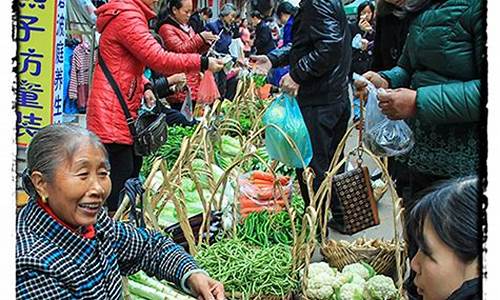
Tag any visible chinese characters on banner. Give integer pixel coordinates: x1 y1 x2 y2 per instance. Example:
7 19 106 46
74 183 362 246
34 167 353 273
17 0 66 146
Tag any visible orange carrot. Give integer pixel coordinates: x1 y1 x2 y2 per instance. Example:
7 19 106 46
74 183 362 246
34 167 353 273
251 171 275 182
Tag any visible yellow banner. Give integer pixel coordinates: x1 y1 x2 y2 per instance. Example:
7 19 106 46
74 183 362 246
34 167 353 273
17 0 65 146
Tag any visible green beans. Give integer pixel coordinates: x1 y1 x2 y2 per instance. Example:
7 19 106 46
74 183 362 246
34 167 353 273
195 239 298 299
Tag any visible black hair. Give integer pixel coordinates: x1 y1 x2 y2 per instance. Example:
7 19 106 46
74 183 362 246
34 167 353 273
250 0 275 18
156 0 189 31
200 7 213 18
356 1 375 23
276 1 297 18
408 176 481 263
250 10 264 19
394 0 434 18
22 125 109 201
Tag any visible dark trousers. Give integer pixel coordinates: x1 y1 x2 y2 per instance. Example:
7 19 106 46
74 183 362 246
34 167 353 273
399 168 449 299
214 71 227 99
296 99 351 223
104 143 143 212
169 100 197 112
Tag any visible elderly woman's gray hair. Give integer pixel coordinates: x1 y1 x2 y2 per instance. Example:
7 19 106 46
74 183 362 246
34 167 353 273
22 124 109 200
219 3 237 17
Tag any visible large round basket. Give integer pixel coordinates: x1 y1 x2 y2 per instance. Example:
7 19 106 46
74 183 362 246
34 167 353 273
320 238 406 280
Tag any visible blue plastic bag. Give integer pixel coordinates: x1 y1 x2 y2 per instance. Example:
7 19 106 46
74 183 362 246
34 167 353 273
262 93 313 168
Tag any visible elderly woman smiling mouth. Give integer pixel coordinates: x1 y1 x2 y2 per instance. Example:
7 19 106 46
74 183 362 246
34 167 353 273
16 125 225 300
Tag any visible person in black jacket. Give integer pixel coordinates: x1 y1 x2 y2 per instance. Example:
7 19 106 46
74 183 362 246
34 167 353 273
250 10 276 55
252 0 352 232
189 7 213 34
408 176 481 300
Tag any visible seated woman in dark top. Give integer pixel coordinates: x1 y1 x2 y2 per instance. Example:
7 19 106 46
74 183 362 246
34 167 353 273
408 176 481 300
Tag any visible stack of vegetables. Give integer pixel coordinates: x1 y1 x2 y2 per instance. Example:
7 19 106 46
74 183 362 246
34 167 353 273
236 194 304 247
195 238 298 299
238 170 292 218
141 126 196 177
127 271 195 300
303 262 399 300
214 135 242 171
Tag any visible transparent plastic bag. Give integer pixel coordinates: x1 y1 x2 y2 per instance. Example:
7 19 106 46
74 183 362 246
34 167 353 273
353 73 415 157
262 93 313 168
237 171 293 218
180 86 193 122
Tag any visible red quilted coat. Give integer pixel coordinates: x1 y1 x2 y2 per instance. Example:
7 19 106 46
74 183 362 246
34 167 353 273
158 17 210 104
87 0 202 145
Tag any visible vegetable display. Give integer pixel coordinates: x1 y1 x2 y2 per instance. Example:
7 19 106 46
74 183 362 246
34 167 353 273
238 170 292 218
303 262 399 300
141 126 196 176
195 238 298 299
236 194 304 247
128 271 195 300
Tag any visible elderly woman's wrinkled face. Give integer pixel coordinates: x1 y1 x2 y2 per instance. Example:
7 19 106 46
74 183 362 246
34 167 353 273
411 217 479 300
43 140 111 228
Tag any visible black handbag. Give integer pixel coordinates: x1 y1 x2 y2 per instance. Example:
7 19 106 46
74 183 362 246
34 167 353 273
98 50 168 156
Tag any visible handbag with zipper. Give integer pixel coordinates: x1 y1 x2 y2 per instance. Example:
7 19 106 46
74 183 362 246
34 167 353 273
97 50 168 156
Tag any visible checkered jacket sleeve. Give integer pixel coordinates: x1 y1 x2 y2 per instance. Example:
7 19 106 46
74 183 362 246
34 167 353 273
112 219 200 288
17 264 73 300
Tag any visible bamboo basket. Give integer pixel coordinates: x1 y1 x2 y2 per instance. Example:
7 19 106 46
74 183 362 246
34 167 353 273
312 120 407 297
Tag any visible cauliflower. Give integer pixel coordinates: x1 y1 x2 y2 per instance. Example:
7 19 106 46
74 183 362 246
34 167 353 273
342 262 375 280
364 275 398 300
338 283 364 300
332 272 353 290
304 262 337 299
350 273 366 287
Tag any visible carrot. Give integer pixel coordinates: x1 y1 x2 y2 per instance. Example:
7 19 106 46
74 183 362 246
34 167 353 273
240 206 284 215
251 178 274 186
278 176 290 186
251 171 275 182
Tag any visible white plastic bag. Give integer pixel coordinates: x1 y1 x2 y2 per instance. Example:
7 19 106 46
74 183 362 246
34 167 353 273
353 73 415 157
180 86 193 122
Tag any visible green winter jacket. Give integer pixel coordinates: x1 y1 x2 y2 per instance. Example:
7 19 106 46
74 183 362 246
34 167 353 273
379 0 484 178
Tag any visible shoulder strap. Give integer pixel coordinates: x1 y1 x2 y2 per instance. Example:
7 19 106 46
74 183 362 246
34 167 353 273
97 50 137 137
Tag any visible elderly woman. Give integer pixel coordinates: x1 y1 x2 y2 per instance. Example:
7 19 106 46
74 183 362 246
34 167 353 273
408 176 481 300
156 0 219 111
87 0 223 217
17 125 225 300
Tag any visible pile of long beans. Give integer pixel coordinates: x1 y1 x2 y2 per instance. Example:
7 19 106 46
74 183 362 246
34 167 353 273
195 239 298 299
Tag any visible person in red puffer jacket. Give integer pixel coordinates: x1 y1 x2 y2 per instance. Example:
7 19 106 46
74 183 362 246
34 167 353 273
155 0 219 111
87 0 223 215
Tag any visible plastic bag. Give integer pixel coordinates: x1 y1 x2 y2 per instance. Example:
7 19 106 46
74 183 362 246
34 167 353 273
180 86 193 122
237 171 293 218
353 73 415 157
262 93 313 168
197 70 220 104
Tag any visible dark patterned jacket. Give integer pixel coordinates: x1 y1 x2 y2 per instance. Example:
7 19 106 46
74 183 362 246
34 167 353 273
16 200 202 299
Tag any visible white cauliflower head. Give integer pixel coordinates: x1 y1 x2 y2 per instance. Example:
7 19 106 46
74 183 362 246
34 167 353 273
364 275 398 300
350 273 366 287
332 272 353 290
338 283 364 300
304 262 337 299
342 262 375 280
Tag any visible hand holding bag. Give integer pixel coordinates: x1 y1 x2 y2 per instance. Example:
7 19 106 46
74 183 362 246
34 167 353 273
98 50 168 156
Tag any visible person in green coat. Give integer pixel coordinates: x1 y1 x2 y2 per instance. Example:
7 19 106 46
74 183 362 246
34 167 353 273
355 0 484 298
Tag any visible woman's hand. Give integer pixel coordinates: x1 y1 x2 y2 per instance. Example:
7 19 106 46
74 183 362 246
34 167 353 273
143 89 156 108
359 18 373 32
168 73 187 86
378 88 417 120
361 38 369 51
200 31 219 44
187 272 225 300
208 57 225 72
353 71 390 100
250 55 272 75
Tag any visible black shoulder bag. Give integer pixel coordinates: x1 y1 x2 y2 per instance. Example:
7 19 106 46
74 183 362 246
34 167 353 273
97 50 168 156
